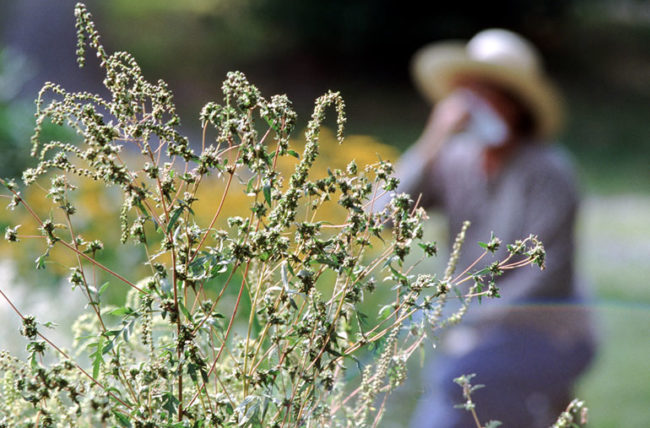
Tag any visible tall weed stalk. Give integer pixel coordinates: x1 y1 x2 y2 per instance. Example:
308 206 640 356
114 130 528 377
0 4 547 427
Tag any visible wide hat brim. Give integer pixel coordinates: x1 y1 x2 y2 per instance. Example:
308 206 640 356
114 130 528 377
411 41 564 139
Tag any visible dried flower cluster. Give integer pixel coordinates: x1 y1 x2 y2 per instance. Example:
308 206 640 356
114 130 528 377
0 4 548 427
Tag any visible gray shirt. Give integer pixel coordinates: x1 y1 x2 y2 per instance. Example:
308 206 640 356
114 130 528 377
394 135 594 347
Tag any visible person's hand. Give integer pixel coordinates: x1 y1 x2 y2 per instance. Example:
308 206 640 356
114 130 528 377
416 90 471 162
428 90 472 137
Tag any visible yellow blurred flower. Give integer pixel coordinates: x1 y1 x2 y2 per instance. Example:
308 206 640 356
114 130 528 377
0 128 398 283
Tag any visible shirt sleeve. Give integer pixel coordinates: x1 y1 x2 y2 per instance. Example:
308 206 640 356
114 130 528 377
392 141 446 210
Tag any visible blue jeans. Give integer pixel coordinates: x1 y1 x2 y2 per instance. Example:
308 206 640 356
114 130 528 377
410 327 595 428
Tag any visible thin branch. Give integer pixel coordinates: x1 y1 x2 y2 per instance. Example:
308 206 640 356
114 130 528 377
0 288 133 411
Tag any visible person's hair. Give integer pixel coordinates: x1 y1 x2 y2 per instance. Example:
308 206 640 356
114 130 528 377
453 76 537 139
502 88 536 138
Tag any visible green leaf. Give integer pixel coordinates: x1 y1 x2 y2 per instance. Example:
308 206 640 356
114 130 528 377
113 410 132 428
178 300 193 323
123 318 137 343
289 297 298 310
286 261 295 276
98 282 110 296
281 262 290 289
418 241 437 256
387 263 407 282
317 257 340 269
378 304 394 320
245 175 257 195
102 340 116 355
135 200 149 218
287 149 299 159
266 151 276 166
187 362 199 382
110 306 135 317
474 279 484 304
35 254 47 270
262 183 272 206
167 205 184 233
200 367 210 384
237 396 260 426
106 386 124 398
162 392 179 418
263 115 281 132
102 328 122 354
91 336 105 378
356 310 368 326
473 267 491 277
326 346 343 358
176 198 195 215
224 402 234 416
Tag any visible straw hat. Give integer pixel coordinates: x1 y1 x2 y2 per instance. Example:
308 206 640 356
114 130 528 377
411 29 564 138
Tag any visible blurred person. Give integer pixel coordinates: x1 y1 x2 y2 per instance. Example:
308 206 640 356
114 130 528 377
384 29 596 427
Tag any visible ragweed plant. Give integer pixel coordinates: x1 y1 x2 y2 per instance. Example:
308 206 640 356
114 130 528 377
453 374 502 428
453 374 588 428
0 4 547 427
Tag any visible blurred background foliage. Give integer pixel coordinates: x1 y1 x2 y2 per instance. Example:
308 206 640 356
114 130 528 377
0 0 648 426
0 127 397 288
1 0 648 191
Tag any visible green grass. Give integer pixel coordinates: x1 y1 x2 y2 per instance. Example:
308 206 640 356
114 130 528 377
576 305 650 428
573 195 650 427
